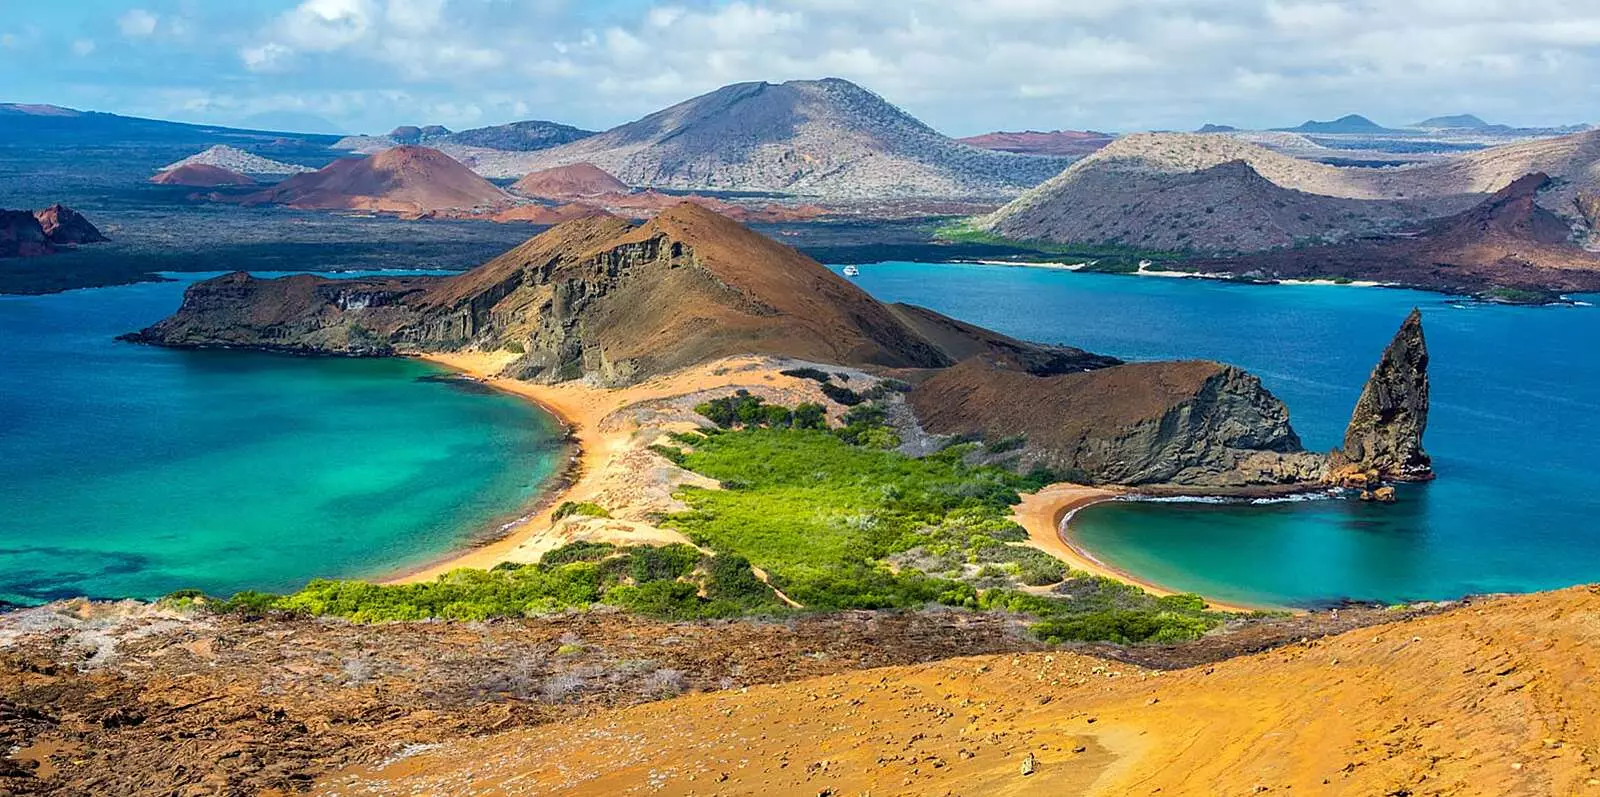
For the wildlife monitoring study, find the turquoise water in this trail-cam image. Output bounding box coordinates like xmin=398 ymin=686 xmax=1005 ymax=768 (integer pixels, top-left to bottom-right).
xmin=837 ymin=262 xmax=1600 ymax=608
xmin=0 ymin=274 xmax=565 ymax=605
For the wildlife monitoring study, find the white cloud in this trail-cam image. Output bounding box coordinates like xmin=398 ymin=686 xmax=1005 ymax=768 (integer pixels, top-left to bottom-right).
xmin=190 ymin=0 xmax=1600 ymax=134
xmin=71 ymin=39 xmax=96 ymax=57
xmin=117 ymin=9 xmax=159 ymax=38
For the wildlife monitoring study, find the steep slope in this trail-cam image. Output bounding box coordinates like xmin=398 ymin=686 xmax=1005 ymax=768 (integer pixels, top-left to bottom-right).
xmin=908 ymin=358 xmax=1325 ymax=487
xmin=1192 ymin=173 xmax=1600 ymax=293
xmin=500 ymin=78 xmax=1068 ymax=198
xmin=1332 ymin=309 xmax=1432 ymax=482
xmin=238 ymin=146 xmax=511 ymax=214
xmin=150 ymin=163 xmax=256 ymax=187
xmin=160 ymin=144 xmax=311 ymax=175
xmin=318 ymin=585 xmax=1600 ymax=797
xmin=510 ymin=163 xmax=628 ymax=199
xmin=956 ymin=130 xmax=1114 ymax=158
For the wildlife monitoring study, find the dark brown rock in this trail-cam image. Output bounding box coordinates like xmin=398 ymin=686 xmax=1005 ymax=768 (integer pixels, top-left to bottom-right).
xmin=1331 ymin=309 xmax=1433 ymax=482
xmin=0 ymin=210 xmax=53 ymax=258
xmin=33 ymin=204 xmax=108 ymax=245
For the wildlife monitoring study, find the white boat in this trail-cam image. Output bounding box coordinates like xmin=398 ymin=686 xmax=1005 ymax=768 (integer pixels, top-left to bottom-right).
xmin=842 ymin=265 xmax=860 ymax=277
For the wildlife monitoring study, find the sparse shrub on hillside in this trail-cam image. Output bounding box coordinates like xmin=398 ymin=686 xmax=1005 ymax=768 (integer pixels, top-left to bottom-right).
xmin=552 ymin=501 xmax=610 ymax=521
xmin=819 ymin=382 xmax=863 ymax=406
xmin=779 ymin=367 xmax=832 ymax=383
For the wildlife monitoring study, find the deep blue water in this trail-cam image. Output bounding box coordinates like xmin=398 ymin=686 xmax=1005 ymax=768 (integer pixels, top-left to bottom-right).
xmin=0 ymin=274 xmax=564 ymax=605
xmin=835 ymin=262 xmax=1600 ymax=607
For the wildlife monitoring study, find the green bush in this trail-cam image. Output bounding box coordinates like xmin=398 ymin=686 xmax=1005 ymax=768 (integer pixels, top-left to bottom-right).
xmin=779 ymin=367 xmax=832 ymax=383
xmin=552 ymin=501 xmax=611 ymax=521
xmin=819 ymin=382 xmax=863 ymax=406
xmin=539 ymin=540 xmax=615 ymax=566
xmin=628 ymin=543 xmax=702 ymax=583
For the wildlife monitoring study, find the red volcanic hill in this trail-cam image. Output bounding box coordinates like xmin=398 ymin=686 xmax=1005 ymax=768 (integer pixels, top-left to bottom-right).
xmin=957 ymin=130 xmax=1115 ymax=158
xmin=510 ymin=163 xmax=628 ymax=199
xmin=242 ymin=146 xmax=510 ymax=214
xmin=151 ymin=163 xmax=256 ymax=187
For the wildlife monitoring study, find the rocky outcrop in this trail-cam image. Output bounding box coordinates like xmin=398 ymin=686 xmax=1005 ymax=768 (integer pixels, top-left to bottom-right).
xmin=1330 ymin=309 xmax=1432 ymax=482
xmin=908 ymin=358 xmax=1326 ymax=488
xmin=956 ymin=130 xmax=1114 ymax=158
xmin=2 ymin=205 xmax=106 ymax=257
xmin=33 ymin=204 xmax=108 ymax=244
xmin=1 ymin=210 xmax=53 ymax=258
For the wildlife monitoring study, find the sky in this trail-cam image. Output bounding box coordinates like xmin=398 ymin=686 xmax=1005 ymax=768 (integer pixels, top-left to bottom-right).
xmin=1 ymin=0 xmax=1597 ymax=136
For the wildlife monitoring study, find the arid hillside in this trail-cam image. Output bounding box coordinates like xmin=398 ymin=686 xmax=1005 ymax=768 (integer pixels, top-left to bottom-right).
xmin=316 ymin=585 xmax=1600 ymax=796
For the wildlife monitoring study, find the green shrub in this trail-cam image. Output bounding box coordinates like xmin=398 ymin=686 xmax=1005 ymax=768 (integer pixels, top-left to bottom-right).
xmin=819 ymin=382 xmax=862 ymax=406
xmin=628 ymin=544 xmax=703 ymax=583
xmin=539 ymin=540 xmax=615 ymax=566
xmin=779 ymin=367 xmax=832 ymax=383
xmin=552 ymin=501 xmax=611 ymax=521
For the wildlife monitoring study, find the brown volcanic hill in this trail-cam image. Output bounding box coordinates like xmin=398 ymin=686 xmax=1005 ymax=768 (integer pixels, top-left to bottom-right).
xmin=957 ymin=129 xmax=1115 ymax=158
xmin=510 ymin=163 xmax=628 ymax=199
xmin=1194 ymin=173 xmax=1600 ymax=293
xmin=241 ymin=146 xmax=510 ymax=214
xmin=128 ymin=203 xmax=1102 ymax=385
xmin=320 ymin=585 xmax=1600 ymax=797
xmin=150 ymin=163 xmax=256 ymax=187
xmin=32 ymin=204 xmax=107 ymax=245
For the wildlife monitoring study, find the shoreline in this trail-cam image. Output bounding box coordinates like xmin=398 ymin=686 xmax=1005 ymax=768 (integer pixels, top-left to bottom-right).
xmin=379 ymin=352 xmax=597 ymax=583
xmin=1013 ymin=483 xmax=1277 ymax=614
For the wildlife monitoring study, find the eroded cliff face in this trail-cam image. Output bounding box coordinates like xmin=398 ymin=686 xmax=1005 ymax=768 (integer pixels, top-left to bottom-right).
xmin=909 ymin=358 xmax=1326 ymax=488
xmin=1331 ymin=309 xmax=1433 ymax=482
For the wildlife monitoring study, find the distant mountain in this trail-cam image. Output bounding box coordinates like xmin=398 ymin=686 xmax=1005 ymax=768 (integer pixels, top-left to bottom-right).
xmin=503 ymin=78 xmax=1069 ymax=199
xmin=0 ymin=103 xmax=342 ymax=146
xmin=1194 ymin=172 xmax=1600 ymax=294
xmin=446 ymin=120 xmax=596 ymax=152
xmin=161 ymin=144 xmax=313 ymax=176
xmin=1282 ymin=114 xmax=1396 ymax=134
xmin=511 ymin=163 xmax=628 ymax=199
xmin=974 ymin=133 xmax=1445 ymax=252
xmin=151 ymin=163 xmax=256 ymax=187
xmin=955 ymin=130 xmax=1113 ymax=158
xmin=1195 ymin=124 xmax=1238 ymax=133
xmin=236 ymin=111 xmax=346 ymax=135
xmin=335 ymin=120 xmax=595 ymax=154
xmin=237 ymin=146 xmax=510 ymax=214
xmin=1413 ymin=114 xmax=1491 ymax=130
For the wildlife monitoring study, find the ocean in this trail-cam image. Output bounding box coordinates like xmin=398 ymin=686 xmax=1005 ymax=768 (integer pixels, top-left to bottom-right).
xmin=0 ymin=273 xmax=564 ymax=605
xmin=836 ymin=261 xmax=1600 ymax=608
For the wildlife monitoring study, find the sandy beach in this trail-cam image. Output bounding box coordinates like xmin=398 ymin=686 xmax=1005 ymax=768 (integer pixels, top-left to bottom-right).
xmin=1013 ymin=483 xmax=1268 ymax=613
xmin=385 ymin=352 xmax=851 ymax=583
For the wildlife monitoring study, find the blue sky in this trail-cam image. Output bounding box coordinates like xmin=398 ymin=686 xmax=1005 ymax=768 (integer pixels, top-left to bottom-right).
xmin=2 ymin=0 xmax=1597 ymax=136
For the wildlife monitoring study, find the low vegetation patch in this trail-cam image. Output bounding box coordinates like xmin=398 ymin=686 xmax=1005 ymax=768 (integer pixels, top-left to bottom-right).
xmin=185 ymin=396 xmax=1227 ymax=644
xmin=552 ymin=501 xmax=611 ymax=521
xmin=935 ymin=220 xmax=1186 ymax=272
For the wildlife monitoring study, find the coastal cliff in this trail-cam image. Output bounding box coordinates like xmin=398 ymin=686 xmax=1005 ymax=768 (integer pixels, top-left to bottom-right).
xmin=1331 ymin=308 xmax=1433 ymax=482
xmin=908 ymin=357 xmax=1327 ymax=488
